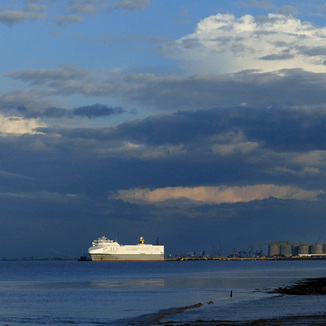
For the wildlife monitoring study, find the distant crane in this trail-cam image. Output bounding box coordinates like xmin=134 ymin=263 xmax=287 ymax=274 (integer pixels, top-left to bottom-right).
xmin=315 ymin=232 xmax=325 ymax=244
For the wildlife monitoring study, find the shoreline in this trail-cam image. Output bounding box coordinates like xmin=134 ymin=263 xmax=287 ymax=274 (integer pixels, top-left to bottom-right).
xmin=136 ymin=302 xmax=326 ymax=326
xmin=153 ymin=314 xmax=326 ymax=325
xmin=139 ymin=277 xmax=326 ymax=326
xmin=165 ymin=256 xmax=326 ymax=261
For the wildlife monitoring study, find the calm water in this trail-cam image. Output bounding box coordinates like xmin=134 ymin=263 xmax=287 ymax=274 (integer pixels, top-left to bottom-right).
xmin=0 ymin=260 xmax=326 ymax=325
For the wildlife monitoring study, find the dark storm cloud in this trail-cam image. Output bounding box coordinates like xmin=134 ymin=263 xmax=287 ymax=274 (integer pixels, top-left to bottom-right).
xmin=0 ymin=90 xmax=125 ymax=120
xmin=112 ymin=107 xmax=326 ymax=151
xmin=1 ymin=104 xmax=326 ymax=257
xmin=107 ymin=107 xmax=326 ymax=189
xmin=45 ymin=106 xmax=326 ymax=191
xmin=72 ymin=104 xmax=125 ymax=118
xmin=28 ymin=105 xmax=325 ymax=164
xmin=4 ymin=105 xmax=324 ymax=195
xmin=27 ymin=104 xmax=125 ymax=119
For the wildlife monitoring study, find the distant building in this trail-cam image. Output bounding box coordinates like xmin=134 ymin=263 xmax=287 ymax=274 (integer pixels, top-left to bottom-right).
xmin=268 ymin=241 xmax=326 ymax=258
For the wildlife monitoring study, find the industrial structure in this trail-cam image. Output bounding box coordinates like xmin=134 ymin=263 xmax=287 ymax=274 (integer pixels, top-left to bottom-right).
xmin=268 ymin=241 xmax=326 ymax=258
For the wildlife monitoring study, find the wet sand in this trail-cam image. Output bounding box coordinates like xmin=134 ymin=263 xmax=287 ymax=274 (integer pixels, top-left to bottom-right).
xmin=150 ymin=277 xmax=326 ymax=326
xmin=152 ymin=310 xmax=326 ymax=326
xmin=154 ymin=315 xmax=326 ymax=325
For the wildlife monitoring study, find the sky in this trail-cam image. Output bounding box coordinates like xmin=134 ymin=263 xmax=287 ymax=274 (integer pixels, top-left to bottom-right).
xmin=1 ymin=0 xmax=326 ymax=259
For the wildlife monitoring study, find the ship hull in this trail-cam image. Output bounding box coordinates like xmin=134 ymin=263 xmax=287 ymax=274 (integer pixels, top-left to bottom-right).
xmin=90 ymin=253 xmax=164 ymax=261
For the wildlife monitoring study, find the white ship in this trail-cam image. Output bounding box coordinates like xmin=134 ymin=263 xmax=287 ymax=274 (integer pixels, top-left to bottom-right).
xmin=88 ymin=236 xmax=164 ymax=261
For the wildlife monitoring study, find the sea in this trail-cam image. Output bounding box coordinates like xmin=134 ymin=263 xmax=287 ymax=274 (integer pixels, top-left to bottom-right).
xmin=0 ymin=259 xmax=326 ymax=325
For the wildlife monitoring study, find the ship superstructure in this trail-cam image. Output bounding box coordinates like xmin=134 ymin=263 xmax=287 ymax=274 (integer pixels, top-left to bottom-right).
xmin=88 ymin=236 xmax=164 ymax=261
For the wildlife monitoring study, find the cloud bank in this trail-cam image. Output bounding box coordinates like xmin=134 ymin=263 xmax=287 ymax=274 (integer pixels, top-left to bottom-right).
xmin=6 ymin=66 xmax=326 ymax=113
xmin=114 ymin=185 xmax=323 ymax=205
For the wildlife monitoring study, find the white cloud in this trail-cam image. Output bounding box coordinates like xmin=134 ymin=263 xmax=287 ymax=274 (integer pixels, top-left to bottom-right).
xmin=164 ymin=13 xmax=326 ymax=74
xmin=0 ymin=114 xmax=45 ymax=135
xmin=113 ymin=184 xmax=323 ymax=205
